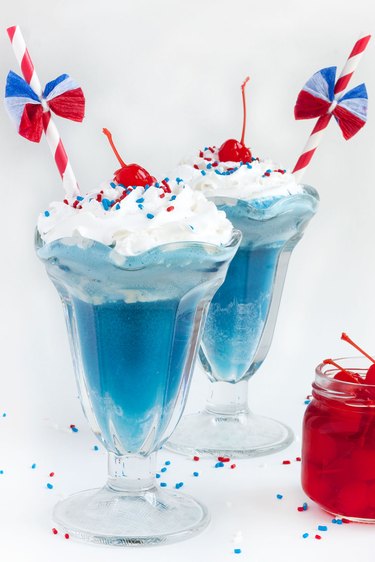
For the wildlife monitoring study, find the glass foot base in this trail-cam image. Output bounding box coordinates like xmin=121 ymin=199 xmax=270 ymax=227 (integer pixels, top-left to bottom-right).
xmin=53 ymin=485 xmax=209 ymax=546
xmin=166 ymin=410 xmax=294 ymax=459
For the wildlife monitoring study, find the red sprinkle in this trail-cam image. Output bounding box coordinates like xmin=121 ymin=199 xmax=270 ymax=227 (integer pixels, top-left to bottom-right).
xmin=72 ymin=201 xmax=80 ymax=208
xmin=282 ymin=460 xmax=291 ymax=465
xmin=166 ymin=206 xmax=174 ymax=212
xmin=315 ymin=535 xmax=322 ymax=540
xmin=230 ymin=464 xmax=236 ymax=469
xmin=211 ymin=162 xmax=219 ymax=167
xmin=70 ymin=424 xmax=75 ymax=428
xmin=52 ymin=528 xmax=58 ymax=535
xmin=193 ymin=164 xmax=199 ymax=170
xmin=342 ymin=518 xmax=351 ymax=524
xmin=208 ymin=147 xmax=215 ymax=153
xmin=159 ymin=193 xmax=165 ymax=198
xmin=64 ymin=533 xmax=70 ymax=540
xmin=199 ymin=151 xmax=204 ymax=158
xmin=296 ymin=457 xmax=302 ymax=462
xmin=193 ymin=456 xmax=200 ymax=461
xmin=297 ymin=507 xmax=304 ymax=512
xmin=96 ymin=194 xmax=102 ymax=202
xmin=63 ymin=199 xmax=69 ymax=205
xmin=218 ymin=456 xmax=230 ymax=463
xmin=49 ymin=472 xmax=55 ymax=477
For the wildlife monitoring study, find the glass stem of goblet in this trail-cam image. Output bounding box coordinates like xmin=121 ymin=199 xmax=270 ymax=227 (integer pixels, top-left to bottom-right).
xmin=205 ymin=379 xmax=249 ymax=416
xmin=107 ymin=452 xmax=157 ymax=493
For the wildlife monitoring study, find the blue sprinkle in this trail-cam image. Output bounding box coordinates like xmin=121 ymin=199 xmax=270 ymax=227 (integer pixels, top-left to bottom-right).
xmin=204 ymin=147 xmax=208 ymax=151
xmin=165 ymin=461 xmax=171 ymax=466
xmin=266 ymin=169 xmax=272 ymax=173
xmin=234 ymin=549 xmax=241 ymax=554
xmin=44 ymin=210 xmax=50 ymax=217
xmin=93 ymin=445 xmax=99 ymax=451
xmin=304 ymin=400 xmax=311 ymax=405
xmin=102 ymin=198 xmax=111 ymax=211
xmin=136 ymin=198 xmax=144 ymax=203
xmin=302 ymin=533 xmax=309 ymax=539
xmin=206 ymin=163 xmax=212 ymax=169
xmin=215 ymin=462 xmax=224 ymax=468
xmin=193 ymin=472 xmax=199 ymax=477
xmin=164 ymin=177 xmax=169 ymax=182
xmin=0 ymin=470 xmax=3 ymax=475
xmin=336 ymin=519 xmax=343 ymax=525
xmin=160 ymin=482 xmax=167 ymax=487
xmin=76 ymin=196 xmax=84 ymax=201
xmin=156 ymin=473 xmax=161 ymax=479
xmin=46 ymin=483 xmax=53 ymax=489
xmin=161 ymin=467 xmax=167 ymax=473
xmin=138 ymin=204 xmax=144 ymax=210
xmin=118 ymin=183 xmax=125 ymax=189
xmin=115 ymin=204 xmax=120 ymax=210
xmin=110 ymin=182 xmax=116 ymax=189
xmin=176 ymin=178 xmax=183 ymax=184
xmin=318 ymin=525 xmax=328 ymax=531
xmin=246 ymin=163 xmax=253 ymax=169
xmin=276 ymin=494 xmax=283 ymax=500
xmin=31 ymin=463 xmax=37 ymax=469
xmin=303 ymin=502 xmax=308 ymax=511
xmin=2 ymin=413 xmax=6 ymax=417
xmin=144 ymin=184 xmax=150 ymax=190
xmin=71 ymin=427 xmax=79 ymax=433
xmin=175 ymin=482 xmax=184 ymax=489
xmin=155 ymin=182 xmax=160 ymax=188
xmin=189 ymin=225 xmax=194 ymax=230
xmin=170 ymin=195 xmax=176 ymax=201
xmin=146 ymin=213 xmax=154 ymax=219
xmin=332 ymin=519 xmax=337 ymax=524
xmin=200 ymin=170 xmax=206 ymax=176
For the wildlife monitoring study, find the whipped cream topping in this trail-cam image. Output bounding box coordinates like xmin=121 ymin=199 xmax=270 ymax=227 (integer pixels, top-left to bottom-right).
xmin=37 ymin=178 xmax=233 ymax=256
xmin=172 ymin=147 xmax=303 ymax=201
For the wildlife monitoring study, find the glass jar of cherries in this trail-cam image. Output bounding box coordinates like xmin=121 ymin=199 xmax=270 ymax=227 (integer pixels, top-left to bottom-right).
xmin=302 ymin=335 xmax=375 ymax=522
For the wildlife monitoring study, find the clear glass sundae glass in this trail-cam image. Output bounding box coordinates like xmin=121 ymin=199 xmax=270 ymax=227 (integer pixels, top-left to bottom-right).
xmin=36 ymin=230 xmax=240 ymax=546
xmin=167 ymin=185 xmax=319 ymax=458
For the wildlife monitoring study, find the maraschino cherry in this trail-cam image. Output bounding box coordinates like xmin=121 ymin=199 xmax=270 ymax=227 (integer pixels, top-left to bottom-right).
xmin=341 ymin=333 xmax=375 ymax=384
xmin=323 ymin=359 xmax=362 ymax=384
xmin=217 ymin=77 xmax=252 ymax=163
xmin=103 ymin=128 xmax=156 ymax=187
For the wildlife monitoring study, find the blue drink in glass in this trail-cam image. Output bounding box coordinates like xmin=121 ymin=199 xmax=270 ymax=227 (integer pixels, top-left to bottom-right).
xmin=167 ymin=186 xmax=319 ymax=458
xmin=37 ymin=231 xmax=240 ymax=545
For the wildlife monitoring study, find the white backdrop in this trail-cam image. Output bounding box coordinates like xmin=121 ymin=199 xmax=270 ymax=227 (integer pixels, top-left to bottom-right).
xmin=0 ymin=0 xmax=375 ymax=560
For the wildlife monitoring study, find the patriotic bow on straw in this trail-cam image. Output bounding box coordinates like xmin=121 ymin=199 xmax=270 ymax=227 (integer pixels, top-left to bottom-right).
xmin=5 ymin=70 xmax=85 ymax=143
xmin=294 ymin=66 xmax=368 ymax=140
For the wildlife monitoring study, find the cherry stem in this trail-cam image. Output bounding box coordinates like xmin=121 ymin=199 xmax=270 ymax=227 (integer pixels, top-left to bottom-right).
xmin=323 ymin=358 xmax=354 ymax=376
xmin=341 ymin=332 xmax=375 ymax=363
xmin=240 ymin=76 xmax=250 ymax=146
xmin=102 ymin=128 xmax=126 ymax=167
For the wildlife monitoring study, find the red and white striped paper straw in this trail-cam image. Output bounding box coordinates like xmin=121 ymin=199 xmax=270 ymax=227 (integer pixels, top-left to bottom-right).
xmin=7 ymin=25 xmax=80 ymax=197
xmin=292 ymin=34 xmax=371 ymax=183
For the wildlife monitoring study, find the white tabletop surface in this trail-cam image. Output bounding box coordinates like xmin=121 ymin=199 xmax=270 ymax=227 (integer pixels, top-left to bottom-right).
xmin=1 ymin=362 xmax=374 ymax=562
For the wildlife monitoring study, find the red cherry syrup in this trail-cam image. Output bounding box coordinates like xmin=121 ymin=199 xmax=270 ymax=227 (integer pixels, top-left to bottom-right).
xmin=302 ymin=334 xmax=375 ymax=520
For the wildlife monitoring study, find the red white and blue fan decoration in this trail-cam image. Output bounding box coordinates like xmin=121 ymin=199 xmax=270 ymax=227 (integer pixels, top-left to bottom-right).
xmin=294 ymin=66 xmax=368 ymax=140
xmin=5 ymin=71 xmax=85 ymax=143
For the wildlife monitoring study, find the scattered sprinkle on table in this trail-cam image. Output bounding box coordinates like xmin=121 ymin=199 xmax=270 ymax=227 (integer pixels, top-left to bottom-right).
xmin=165 ymin=461 xmax=171 ymax=466
xmin=93 ymin=445 xmax=99 ymax=451
xmin=282 ymin=460 xmax=291 ymax=465
xmin=315 ymin=535 xmax=322 ymax=540
xmin=46 ymin=483 xmax=53 ymax=489
xmin=193 ymin=472 xmax=199 ymax=477
xmin=193 ymin=456 xmax=200 ymax=461
xmin=318 ymin=525 xmax=328 ymax=531
xmin=31 ymin=463 xmax=36 ymax=469
xmin=234 ymin=548 xmax=242 ymax=554
xmin=160 ymin=482 xmax=167 ymax=487
xmin=215 ymin=462 xmax=224 ymax=468
xmin=64 ymin=533 xmax=70 ymax=540
xmin=302 ymin=533 xmax=309 ymax=539
xmin=276 ymin=494 xmax=283 ymax=500
xmin=52 ymin=528 xmax=58 ymax=535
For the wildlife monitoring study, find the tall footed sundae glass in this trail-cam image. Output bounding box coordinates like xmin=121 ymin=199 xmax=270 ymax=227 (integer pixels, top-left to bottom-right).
xmin=35 ymin=135 xmax=240 ymax=545
xmin=165 ymin=73 xmax=320 ymax=459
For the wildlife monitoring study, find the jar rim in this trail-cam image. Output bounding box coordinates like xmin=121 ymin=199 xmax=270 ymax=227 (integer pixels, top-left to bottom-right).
xmin=316 ymin=355 xmax=375 ymax=388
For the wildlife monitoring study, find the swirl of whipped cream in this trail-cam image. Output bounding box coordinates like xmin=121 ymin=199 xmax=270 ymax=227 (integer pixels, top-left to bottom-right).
xmin=37 ymin=178 xmax=233 ymax=256
xmin=172 ymin=147 xmax=303 ymax=201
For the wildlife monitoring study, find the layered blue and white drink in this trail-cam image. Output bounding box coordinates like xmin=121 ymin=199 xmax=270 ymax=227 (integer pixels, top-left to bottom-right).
xmin=37 ymin=145 xmax=240 ymax=546
xmin=167 ymin=146 xmax=319 ymax=458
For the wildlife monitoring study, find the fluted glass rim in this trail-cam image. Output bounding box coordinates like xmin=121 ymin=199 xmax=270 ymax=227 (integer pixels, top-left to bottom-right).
xmin=209 ymin=184 xmax=319 ymax=221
